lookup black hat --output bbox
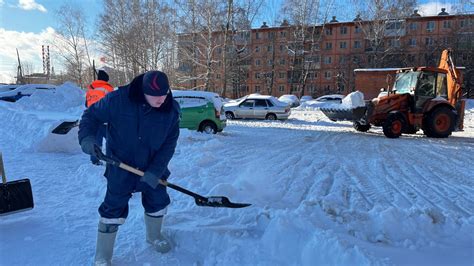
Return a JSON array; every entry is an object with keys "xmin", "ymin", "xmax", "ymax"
[
  {"xmin": 142, "ymin": 70, "xmax": 170, "ymax": 96},
  {"xmin": 97, "ymin": 70, "xmax": 109, "ymax": 82}
]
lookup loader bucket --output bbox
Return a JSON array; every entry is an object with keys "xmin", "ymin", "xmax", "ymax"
[{"xmin": 320, "ymin": 106, "xmax": 367, "ymax": 122}]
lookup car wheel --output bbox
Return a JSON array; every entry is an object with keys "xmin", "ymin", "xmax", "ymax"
[
  {"xmin": 266, "ymin": 113, "xmax": 277, "ymax": 120},
  {"xmin": 199, "ymin": 121, "xmax": 217, "ymax": 134},
  {"xmin": 225, "ymin": 112, "xmax": 235, "ymax": 120}
]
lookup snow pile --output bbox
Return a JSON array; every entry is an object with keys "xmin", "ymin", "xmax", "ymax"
[
  {"xmin": 341, "ymin": 91, "xmax": 365, "ymax": 108},
  {"xmin": 173, "ymin": 90, "xmax": 224, "ymax": 111},
  {"xmin": 15, "ymin": 82, "xmax": 85, "ymax": 113},
  {"xmin": 0, "ymin": 82, "xmax": 84, "ymax": 152}
]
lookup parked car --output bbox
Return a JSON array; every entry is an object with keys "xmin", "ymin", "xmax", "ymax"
[
  {"xmin": 172, "ymin": 90, "xmax": 226, "ymax": 134},
  {"xmin": 223, "ymin": 94, "xmax": 290, "ymax": 120},
  {"xmin": 314, "ymin": 94, "xmax": 344, "ymax": 103},
  {"xmin": 300, "ymin": 95, "xmax": 314, "ymax": 102},
  {"xmin": 0, "ymin": 84, "xmax": 21, "ymax": 93},
  {"xmin": 278, "ymin": 94, "xmax": 300, "ymax": 107},
  {"xmin": 0, "ymin": 84, "xmax": 57, "ymax": 102}
]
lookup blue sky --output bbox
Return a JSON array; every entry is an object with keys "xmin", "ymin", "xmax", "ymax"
[
  {"xmin": 0, "ymin": 0, "xmax": 102, "ymax": 33},
  {"xmin": 0, "ymin": 0, "xmax": 466, "ymax": 83}
]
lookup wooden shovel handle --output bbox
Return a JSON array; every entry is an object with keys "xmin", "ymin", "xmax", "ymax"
[
  {"xmin": 117, "ymin": 162, "xmax": 168, "ymax": 186},
  {"xmin": 0, "ymin": 152, "xmax": 6, "ymax": 184}
]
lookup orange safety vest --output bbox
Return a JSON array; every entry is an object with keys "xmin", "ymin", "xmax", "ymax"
[{"xmin": 86, "ymin": 80, "xmax": 114, "ymax": 107}]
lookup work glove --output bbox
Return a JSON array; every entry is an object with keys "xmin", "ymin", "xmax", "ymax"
[
  {"xmin": 80, "ymin": 136, "xmax": 97, "ymax": 156},
  {"xmin": 141, "ymin": 171, "xmax": 161, "ymax": 189}
]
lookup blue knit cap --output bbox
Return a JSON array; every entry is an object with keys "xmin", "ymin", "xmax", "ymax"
[{"xmin": 142, "ymin": 70, "xmax": 170, "ymax": 96}]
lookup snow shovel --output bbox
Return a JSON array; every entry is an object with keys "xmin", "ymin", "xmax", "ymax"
[
  {"xmin": 0, "ymin": 152, "xmax": 34, "ymax": 215},
  {"xmin": 51, "ymin": 120, "xmax": 79, "ymax": 135},
  {"xmin": 94, "ymin": 146, "xmax": 251, "ymax": 209}
]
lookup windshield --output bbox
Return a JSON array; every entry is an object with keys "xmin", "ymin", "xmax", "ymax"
[{"xmin": 393, "ymin": 71, "xmax": 420, "ymax": 94}]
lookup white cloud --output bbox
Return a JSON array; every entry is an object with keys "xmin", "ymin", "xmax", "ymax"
[
  {"xmin": 18, "ymin": 0, "xmax": 47, "ymax": 13},
  {"xmin": 0, "ymin": 27, "xmax": 56, "ymax": 83},
  {"xmin": 417, "ymin": 1, "xmax": 454, "ymax": 16},
  {"xmin": 0, "ymin": 0, "xmax": 5, "ymax": 7}
]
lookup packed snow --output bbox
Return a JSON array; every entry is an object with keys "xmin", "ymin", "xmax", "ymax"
[{"xmin": 0, "ymin": 84, "xmax": 473, "ymax": 265}]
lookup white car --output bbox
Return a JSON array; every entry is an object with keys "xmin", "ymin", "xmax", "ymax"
[
  {"xmin": 314, "ymin": 94, "xmax": 344, "ymax": 103},
  {"xmin": 300, "ymin": 95, "xmax": 314, "ymax": 102},
  {"xmin": 278, "ymin": 94, "xmax": 300, "ymax": 107},
  {"xmin": 0, "ymin": 84, "xmax": 57, "ymax": 102},
  {"xmin": 224, "ymin": 94, "xmax": 290, "ymax": 120}
]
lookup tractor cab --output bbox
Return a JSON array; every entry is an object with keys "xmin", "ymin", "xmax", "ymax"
[{"xmin": 392, "ymin": 68, "xmax": 449, "ymax": 112}]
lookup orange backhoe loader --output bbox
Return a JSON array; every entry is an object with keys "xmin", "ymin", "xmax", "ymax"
[{"xmin": 321, "ymin": 49, "xmax": 466, "ymax": 138}]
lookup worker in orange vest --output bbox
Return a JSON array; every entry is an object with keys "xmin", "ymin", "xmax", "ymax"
[{"xmin": 86, "ymin": 69, "xmax": 114, "ymax": 165}]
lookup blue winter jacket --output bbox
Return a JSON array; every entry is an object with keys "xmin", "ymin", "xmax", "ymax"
[{"xmin": 78, "ymin": 73, "xmax": 180, "ymax": 184}]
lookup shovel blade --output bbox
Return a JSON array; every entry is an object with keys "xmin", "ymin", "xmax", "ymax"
[
  {"xmin": 195, "ymin": 196, "xmax": 251, "ymax": 208},
  {"xmin": 51, "ymin": 120, "xmax": 79, "ymax": 135},
  {"xmin": 0, "ymin": 179, "xmax": 34, "ymax": 216}
]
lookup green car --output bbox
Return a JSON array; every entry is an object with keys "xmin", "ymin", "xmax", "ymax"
[{"xmin": 173, "ymin": 90, "xmax": 227, "ymax": 134}]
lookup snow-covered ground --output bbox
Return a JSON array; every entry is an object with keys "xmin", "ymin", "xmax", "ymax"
[{"xmin": 0, "ymin": 84, "xmax": 473, "ymax": 265}]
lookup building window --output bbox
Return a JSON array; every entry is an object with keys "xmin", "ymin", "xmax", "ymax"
[
  {"xmin": 308, "ymin": 72, "xmax": 316, "ymax": 79},
  {"xmin": 355, "ymin": 26, "xmax": 361, "ymax": 33},
  {"xmin": 443, "ymin": 21, "xmax": 451, "ymax": 28},
  {"xmin": 255, "ymin": 85, "xmax": 261, "ymax": 92},
  {"xmin": 340, "ymin": 26, "xmax": 348, "ymax": 34},
  {"xmin": 256, "ymin": 32, "xmax": 260, "ymax": 39},
  {"xmin": 267, "ymin": 45, "xmax": 273, "ymax": 52},
  {"xmin": 308, "ymin": 85, "xmax": 315, "ymax": 92},
  {"xmin": 324, "ymin": 56, "xmax": 332, "ymax": 64},
  {"xmin": 255, "ymin": 72, "xmax": 261, "ymax": 79},
  {"xmin": 338, "ymin": 56, "xmax": 347, "ymax": 64},
  {"xmin": 279, "ymin": 58, "xmax": 286, "ymax": 65},
  {"xmin": 409, "ymin": 22, "xmax": 417, "ymax": 30},
  {"xmin": 325, "ymin": 42, "xmax": 332, "ymax": 50},
  {"xmin": 279, "ymin": 72, "xmax": 285, "ymax": 78},
  {"xmin": 340, "ymin": 41, "xmax": 347, "ymax": 49},
  {"xmin": 268, "ymin": 59, "xmax": 273, "ymax": 65},
  {"xmin": 354, "ymin": 40, "xmax": 361, "ymax": 48},
  {"xmin": 279, "ymin": 85, "xmax": 285, "ymax": 92},
  {"xmin": 324, "ymin": 71, "xmax": 331, "ymax": 79},
  {"xmin": 388, "ymin": 39, "xmax": 400, "ymax": 47},
  {"xmin": 460, "ymin": 19, "xmax": 467, "ymax": 28},
  {"xmin": 268, "ymin": 32, "xmax": 276, "ymax": 39},
  {"xmin": 426, "ymin": 21, "xmax": 435, "ymax": 32},
  {"xmin": 408, "ymin": 38, "xmax": 417, "ymax": 46},
  {"xmin": 255, "ymin": 46, "xmax": 260, "ymax": 53},
  {"xmin": 280, "ymin": 44, "xmax": 285, "ymax": 51},
  {"xmin": 425, "ymin": 37, "xmax": 434, "ymax": 46},
  {"xmin": 255, "ymin": 59, "xmax": 261, "ymax": 66},
  {"xmin": 325, "ymin": 28, "xmax": 332, "ymax": 35},
  {"xmin": 280, "ymin": 31, "xmax": 286, "ymax": 37}
]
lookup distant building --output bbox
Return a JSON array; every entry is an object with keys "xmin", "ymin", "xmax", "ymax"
[{"xmin": 177, "ymin": 9, "xmax": 473, "ymax": 99}]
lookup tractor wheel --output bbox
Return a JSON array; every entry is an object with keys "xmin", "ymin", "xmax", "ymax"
[
  {"xmin": 353, "ymin": 121, "xmax": 371, "ymax": 132},
  {"xmin": 422, "ymin": 106, "xmax": 455, "ymax": 138},
  {"xmin": 383, "ymin": 113, "xmax": 404, "ymax": 138}
]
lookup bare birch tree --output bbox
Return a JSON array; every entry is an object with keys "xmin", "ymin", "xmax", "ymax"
[
  {"xmin": 54, "ymin": 3, "xmax": 93, "ymax": 88},
  {"xmin": 282, "ymin": 0, "xmax": 334, "ymax": 97}
]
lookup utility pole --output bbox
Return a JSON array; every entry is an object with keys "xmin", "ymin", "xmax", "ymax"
[{"xmin": 16, "ymin": 48, "xmax": 23, "ymax": 84}]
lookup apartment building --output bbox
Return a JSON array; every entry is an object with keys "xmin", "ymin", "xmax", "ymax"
[{"xmin": 177, "ymin": 9, "xmax": 473, "ymax": 99}]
